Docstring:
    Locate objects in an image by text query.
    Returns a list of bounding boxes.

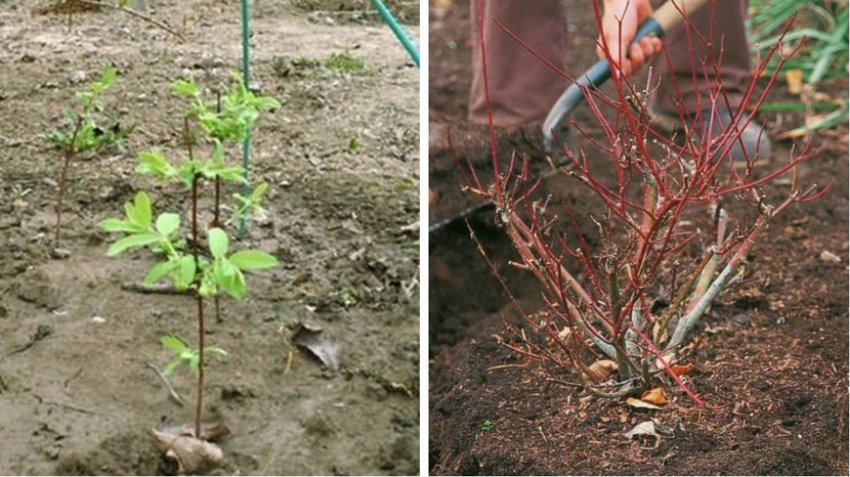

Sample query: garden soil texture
[0,1,419,474]
[429,1,849,475]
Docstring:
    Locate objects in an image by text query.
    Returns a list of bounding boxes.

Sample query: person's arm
[597,0,663,77]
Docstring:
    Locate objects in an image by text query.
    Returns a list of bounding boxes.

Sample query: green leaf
[208,228,228,259]
[229,250,278,270]
[251,182,269,202]
[155,213,180,238]
[99,65,117,88]
[144,260,180,285]
[161,335,190,356]
[99,218,145,233]
[171,78,199,98]
[137,151,176,179]
[177,161,200,188]
[219,259,238,277]
[188,353,200,373]
[222,268,246,299]
[254,96,281,111]
[177,255,197,288]
[208,259,245,299]
[204,164,246,183]
[107,233,160,256]
[126,191,152,228]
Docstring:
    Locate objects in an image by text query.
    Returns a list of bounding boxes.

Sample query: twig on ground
[75,0,185,40]
[5,325,53,357]
[284,350,294,374]
[33,394,96,415]
[121,282,194,295]
[401,274,419,299]
[63,367,83,390]
[544,377,584,388]
[146,362,186,407]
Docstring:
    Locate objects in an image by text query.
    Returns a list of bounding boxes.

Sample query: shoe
[650,107,772,167]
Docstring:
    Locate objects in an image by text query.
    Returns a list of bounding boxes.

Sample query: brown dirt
[428,1,849,475]
[0,1,419,475]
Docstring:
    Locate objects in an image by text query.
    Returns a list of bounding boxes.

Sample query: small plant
[349,134,362,154]
[323,51,368,74]
[161,334,227,377]
[48,64,132,246]
[100,74,279,444]
[481,420,494,431]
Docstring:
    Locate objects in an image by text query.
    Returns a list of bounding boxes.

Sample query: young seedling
[161,334,227,378]
[49,64,131,246]
[100,74,279,445]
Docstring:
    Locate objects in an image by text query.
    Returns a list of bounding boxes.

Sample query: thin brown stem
[54,117,84,246]
[213,91,222,229]
[186,114,204,438]
[214,178,221,228]
[74,0,185,40]
[195,293,205,438]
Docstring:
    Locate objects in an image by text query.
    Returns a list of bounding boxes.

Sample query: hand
[597,0,663,78]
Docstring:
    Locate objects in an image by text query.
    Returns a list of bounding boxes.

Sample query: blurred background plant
[748,0,848,139]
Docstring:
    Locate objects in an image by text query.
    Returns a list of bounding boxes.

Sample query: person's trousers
[468,0,751,126]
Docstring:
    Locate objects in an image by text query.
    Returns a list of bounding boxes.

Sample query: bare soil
[428,1,849,475]
[0,1,419,475]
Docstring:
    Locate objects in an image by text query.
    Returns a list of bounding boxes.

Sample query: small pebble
[70,70,87,84]
[52,248,71,260]
[92,316,106,324]
[820,250,842,263]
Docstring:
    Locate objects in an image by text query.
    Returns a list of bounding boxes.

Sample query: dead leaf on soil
[546,326,572,347]
[641,387,669,406]
[670,364,696,377]
[624,420,661,444]
[291,323,341,371]
[150,423,230,474]
[585,359,618,381]
[625,397,663,410]
[785,69,804,95]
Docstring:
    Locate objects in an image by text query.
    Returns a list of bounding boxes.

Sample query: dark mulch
[428,1,849,475]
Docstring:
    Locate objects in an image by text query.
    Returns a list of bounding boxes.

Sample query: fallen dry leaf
[625,397,663,410]
[428,187,436,205]
[670,364,696,377]
[805,114,826,128]
[585,359,617,381]
[546,326,572,348]
[641,387,670,406]
[150,426,226,475]
[624,420,660,440]
[292,323,341,371]
[785,69,804,95]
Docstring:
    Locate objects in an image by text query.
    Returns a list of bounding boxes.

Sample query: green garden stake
[239,0,252,236]
[369,0,419,68]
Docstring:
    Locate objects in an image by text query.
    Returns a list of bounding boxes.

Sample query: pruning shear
[543,0,710,153]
